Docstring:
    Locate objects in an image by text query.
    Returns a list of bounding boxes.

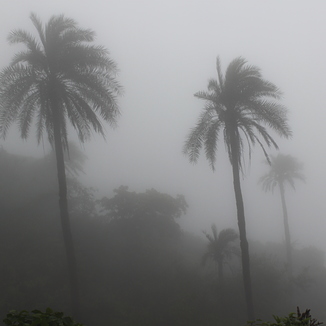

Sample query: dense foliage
[3,308,83,326]
[247,308,322,326]
[0,150,326,326]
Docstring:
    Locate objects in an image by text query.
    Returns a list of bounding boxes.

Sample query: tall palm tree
[202,224,238,283]
[183,57,291,320]
[259,154,304,278]
[0,13,121,318]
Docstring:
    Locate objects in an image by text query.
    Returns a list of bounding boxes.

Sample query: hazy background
[0,0,325,250]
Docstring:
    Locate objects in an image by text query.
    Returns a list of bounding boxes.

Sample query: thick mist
[1,1,326,325]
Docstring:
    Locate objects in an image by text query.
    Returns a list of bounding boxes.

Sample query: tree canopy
[183,56,291,171]
[99,185,188,221]
[0,13,122,148]
[260,154,305,192]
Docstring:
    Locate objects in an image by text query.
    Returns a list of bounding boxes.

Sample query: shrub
[3,308,84,326]
[247,307,322,326]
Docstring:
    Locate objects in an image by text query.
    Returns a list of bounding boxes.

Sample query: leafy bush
[3,308,84,326]
[247,308,322,326]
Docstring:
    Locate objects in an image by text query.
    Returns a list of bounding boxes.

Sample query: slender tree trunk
[217,257,225,309]
[52,107,80,320]
[217,257,224,283]
[230,135,254,321]
[278,182,293,285]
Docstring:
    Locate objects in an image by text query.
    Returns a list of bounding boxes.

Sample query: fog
[1,0,326,324]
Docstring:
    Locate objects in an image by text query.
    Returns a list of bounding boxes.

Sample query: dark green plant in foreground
[3,308,84,326]
[247,308,322,326]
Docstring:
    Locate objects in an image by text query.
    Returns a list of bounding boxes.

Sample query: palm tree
[0,13,121,318]
[259,154,304,278]
[183,57,291,320]
[202,224,238,283]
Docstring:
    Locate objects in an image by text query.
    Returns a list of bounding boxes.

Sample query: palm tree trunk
[217,257,225,309]
[278,182,293,283]
[217,258,224,283]
[230,136,254,321]
[52,110,80,319]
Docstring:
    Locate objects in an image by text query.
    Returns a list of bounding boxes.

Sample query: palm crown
[202,224,239,266]
[0,13,121,148]
[260,154,305,192]
[183,57,291,170]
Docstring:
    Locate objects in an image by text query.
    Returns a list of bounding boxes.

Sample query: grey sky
[1,1,325,249]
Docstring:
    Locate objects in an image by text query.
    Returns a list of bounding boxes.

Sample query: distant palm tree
[0,13,121,318]
[259,154,304,277]
[202,225,238,282]
[183,56,291,320]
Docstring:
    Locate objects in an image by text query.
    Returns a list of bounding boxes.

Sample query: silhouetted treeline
[0,149,325,325]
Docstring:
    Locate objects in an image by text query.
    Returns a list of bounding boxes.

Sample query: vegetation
[202,224,239,283]
[1,149,325,326]
[183,56,291,319]
[0,10,323,326]
[3,308,84,326]
[247,308,322,326]
[99,185,188,222]
[0,13,121,318]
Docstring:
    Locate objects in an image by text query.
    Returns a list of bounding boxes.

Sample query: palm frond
[204,118,221,170]
[30,13,46,47]
[238,123,254,165]
[183,108,215,163]
[250,121,279,150]
[245,99,291,138]
[216,56,224,89]
[211,224,218,240]
[259,173,278,192]
[36,104,46,145]
[18,90,40,139]
[194,90,216,102]
[183,125,204,163]
[253,135,271,165]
